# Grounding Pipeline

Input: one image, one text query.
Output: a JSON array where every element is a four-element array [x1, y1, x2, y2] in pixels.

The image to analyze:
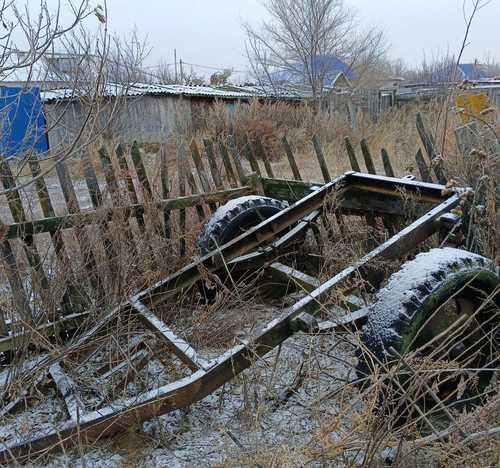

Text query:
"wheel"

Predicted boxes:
[[197, 195, 288, 256], [357, 247, 500, 417], [197, 196, 288, 300]]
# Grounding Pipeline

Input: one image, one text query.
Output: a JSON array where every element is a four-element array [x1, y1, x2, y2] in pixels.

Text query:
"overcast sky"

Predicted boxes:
[[99, 1, 500, 78]]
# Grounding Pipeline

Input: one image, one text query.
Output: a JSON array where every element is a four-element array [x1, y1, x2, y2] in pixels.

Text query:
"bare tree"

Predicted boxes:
[[0, 1, 145, 194], [244, 0, 386, 100]]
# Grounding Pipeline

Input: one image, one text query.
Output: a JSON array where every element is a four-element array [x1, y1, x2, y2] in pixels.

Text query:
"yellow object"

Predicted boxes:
[[455, 93, 489, 123]]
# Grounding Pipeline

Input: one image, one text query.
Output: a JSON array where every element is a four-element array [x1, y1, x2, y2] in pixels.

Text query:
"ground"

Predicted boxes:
[[3, 297, 362, 467]]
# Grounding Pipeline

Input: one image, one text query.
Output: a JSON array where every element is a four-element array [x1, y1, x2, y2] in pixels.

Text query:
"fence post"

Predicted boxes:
[[360, 139, 376, 174], [416, 113, 447, 184], [380, 148, 395, 177], [190, 139, 217, 213], [218, 140, 238, 188], [282, 136, 302, 181], [312, 135, 331, 182], [343, 136, 361, 172], [415, 149, 431, 182], [254, 137, 275, 178]]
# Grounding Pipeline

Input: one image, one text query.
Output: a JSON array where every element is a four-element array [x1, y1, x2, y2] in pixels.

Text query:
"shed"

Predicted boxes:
[[41, 82, 308, 150]]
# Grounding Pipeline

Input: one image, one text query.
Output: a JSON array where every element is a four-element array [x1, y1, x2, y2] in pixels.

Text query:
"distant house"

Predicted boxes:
[[457, 63, 489, 81], [270, 55, 356, 88], [428, 62, 491, 83]]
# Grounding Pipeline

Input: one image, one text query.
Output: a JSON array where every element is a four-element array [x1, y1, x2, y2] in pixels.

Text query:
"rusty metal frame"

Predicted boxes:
[[0, 172, 466, 463]]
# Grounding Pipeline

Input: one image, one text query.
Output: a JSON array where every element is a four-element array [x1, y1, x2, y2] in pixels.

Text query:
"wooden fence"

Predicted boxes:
[[0, 115, 445, 339]]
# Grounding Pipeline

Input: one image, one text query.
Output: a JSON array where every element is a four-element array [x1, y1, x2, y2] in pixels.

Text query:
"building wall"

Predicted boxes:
[[44, 94, 193, 153]]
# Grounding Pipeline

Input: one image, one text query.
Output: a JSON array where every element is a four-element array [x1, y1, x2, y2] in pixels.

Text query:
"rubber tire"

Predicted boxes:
[[357, 247, 500, 389], [197, 196, 288, 256]]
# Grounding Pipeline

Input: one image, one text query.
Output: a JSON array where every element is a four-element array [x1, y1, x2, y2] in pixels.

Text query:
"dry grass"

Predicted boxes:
[[0, 97, 498, 466]]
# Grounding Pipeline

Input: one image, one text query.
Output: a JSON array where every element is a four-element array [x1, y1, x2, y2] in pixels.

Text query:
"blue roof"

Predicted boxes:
[[270, 56, 356, 86], [458, 63, 487, 80]]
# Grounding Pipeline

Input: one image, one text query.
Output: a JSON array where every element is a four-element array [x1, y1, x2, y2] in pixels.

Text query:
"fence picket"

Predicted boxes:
[[28, 154, 83, 314], [0, 240, 32, 325], [203, 139, 224, 190], [312, 135, 331, 182], [360, 139, 376, 174], [54, 156, 103, 296], [159, 144, 172, 239], [130, 141, 152, 198], [282, 136, 302, 181], [189, 140, 216, 213], [343, 137, 361, 172], [254, 137, 274, 178], [416, 113, 447, 184], [228, 136, 247, 185], [381, 148, 395, 177], [0, 159, 51, 319], [218, 140, 238, 188], [415, 148, 431, 182], [186, 168, 206, 223], [177, 142, 187, 257], [242, 135, 261, 176]]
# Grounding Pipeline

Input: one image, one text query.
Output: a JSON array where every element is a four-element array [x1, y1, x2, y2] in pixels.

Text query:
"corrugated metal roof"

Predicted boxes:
[[41, 82, 307, 103]]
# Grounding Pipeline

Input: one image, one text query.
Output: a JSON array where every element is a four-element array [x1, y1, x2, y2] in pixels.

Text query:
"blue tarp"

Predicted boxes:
[[0, 86, 49, 158]]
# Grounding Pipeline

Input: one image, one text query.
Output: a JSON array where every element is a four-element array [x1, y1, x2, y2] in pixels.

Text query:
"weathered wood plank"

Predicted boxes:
[[282, 136, 302, 181], [116, 143, 149, 238], [189, 139, 217, 212], [0, 159, 51, 319], [130, 141, 152, 198], [186, 169, 206, 223], [28, 155, 81, 314], [228, 135, 247, 185], [360, 139, 376, 174], [268, 262, 365, 311], [312, 135, 331, 182], [0, 240, 32, 324], [178, 142, 187, 257], [416, 112, 447, 184], [254, 137, 275, 178], [98, 146, 120, 205], [4, 186, 254, 239], [0, 311, 89, 353], [415, 148, 431, 182], [115, 144, 139, 205], [54, 156, 102, 294], [203, 139, 224, 190], [97, 146, 131, 269], [242, 135, 261, 176], [381, 148, 395, 177], [80, 150, 103, 208], [344, 136, 361, 172], [159, 144, 172, 238], [218, 140, 238, 188]]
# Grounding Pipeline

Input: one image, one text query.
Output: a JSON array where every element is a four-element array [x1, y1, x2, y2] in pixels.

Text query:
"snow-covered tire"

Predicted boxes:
[[197, 196, 288, 256], [357, 247, 500, 400]]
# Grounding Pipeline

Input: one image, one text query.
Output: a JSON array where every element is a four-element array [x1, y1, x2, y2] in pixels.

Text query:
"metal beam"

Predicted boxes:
[[0, 191, 461, 464], [132, 300, 212, 372]]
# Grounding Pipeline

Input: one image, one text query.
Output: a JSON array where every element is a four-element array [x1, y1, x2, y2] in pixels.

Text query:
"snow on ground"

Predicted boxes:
[[3, 299, 359, 467]]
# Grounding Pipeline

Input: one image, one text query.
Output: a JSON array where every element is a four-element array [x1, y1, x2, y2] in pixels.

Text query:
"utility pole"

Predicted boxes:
[[179, 59, 184, 84], [174, 49, 178, 83]]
